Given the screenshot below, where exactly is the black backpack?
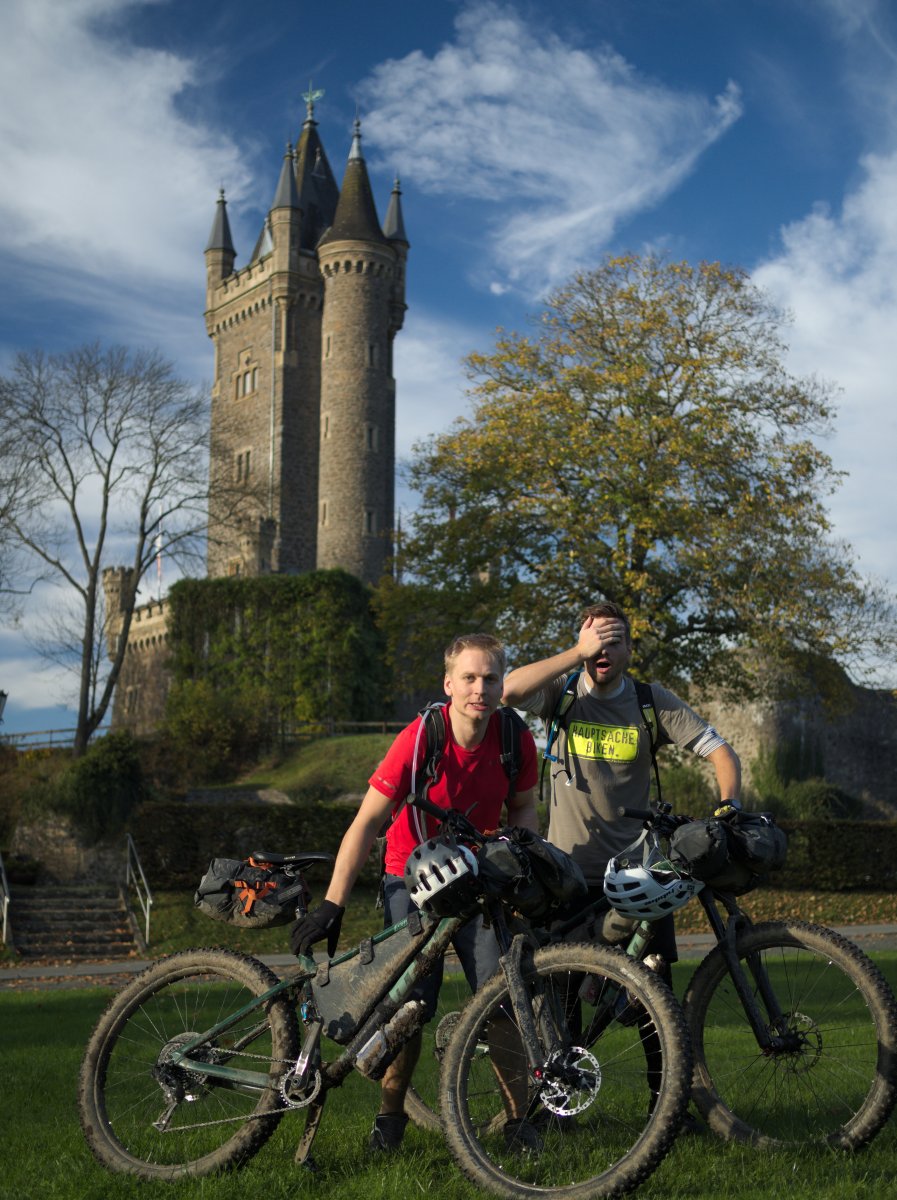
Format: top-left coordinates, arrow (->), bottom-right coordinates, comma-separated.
413,701 -> 527,805
375,703 -> 528,907
542,672 -> 666,801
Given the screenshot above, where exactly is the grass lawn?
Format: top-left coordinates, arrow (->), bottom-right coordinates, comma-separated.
5,953 -> 897,1200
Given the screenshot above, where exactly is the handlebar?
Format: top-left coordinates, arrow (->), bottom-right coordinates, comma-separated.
616,803 -> 689,838
409,794 -> 486,846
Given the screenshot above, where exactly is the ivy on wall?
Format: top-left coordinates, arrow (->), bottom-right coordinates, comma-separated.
163,570 -> 390,768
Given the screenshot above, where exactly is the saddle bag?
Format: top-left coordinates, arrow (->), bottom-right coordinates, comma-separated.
194,856 -> 309,928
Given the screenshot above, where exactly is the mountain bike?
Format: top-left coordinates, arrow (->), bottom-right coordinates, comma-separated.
402,803 -> 897,1153
78,800 -> 693,1199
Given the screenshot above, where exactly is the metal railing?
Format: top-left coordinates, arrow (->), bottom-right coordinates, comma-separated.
0,726 -> 80,751
0,850 -> 11,946
125,834 -> 154,948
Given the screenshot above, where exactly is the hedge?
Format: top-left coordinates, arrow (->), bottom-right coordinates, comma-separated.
128,803 -> 897,894
128,801 -> 373,889
774,820 -> 897,891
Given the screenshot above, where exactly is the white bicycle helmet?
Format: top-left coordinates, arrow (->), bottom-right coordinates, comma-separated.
604,842 -> 704,919
405,838 -> 481,917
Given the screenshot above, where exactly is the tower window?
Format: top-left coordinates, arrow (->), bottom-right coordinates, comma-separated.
324,334 -> 333,359
364,423 -> 379,452
320,500 -> 328,527
367,342 -> 379,367
322,413 -> 331,440
364,509 -> 377,535
235,449 -> 251,482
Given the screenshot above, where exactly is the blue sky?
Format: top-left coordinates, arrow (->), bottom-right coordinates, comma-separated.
2,0 -> 896,733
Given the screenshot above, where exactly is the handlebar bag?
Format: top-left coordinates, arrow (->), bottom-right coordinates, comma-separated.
668,820 -> 756,894
478,829 -> 588,920
668,812 -> 787,895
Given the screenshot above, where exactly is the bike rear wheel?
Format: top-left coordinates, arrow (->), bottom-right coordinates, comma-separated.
79,948 -> 298,1179
440,943 -> 692,1199
684,920 -> 897,1150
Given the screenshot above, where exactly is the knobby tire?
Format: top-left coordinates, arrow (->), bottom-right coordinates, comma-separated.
439,942 -> 692,1200
684,920 -> 897,1150
78,948 -> 298,1180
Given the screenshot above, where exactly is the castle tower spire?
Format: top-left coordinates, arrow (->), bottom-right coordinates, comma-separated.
271,143 -> 301,211
318,119 -> 389,249
383,175 -> 408,245
204,188 -> 236,282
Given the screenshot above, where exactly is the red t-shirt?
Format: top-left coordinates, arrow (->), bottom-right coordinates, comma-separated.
369,706 -> 538,877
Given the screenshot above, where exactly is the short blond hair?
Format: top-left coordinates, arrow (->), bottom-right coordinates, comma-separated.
444,633 -> 507,675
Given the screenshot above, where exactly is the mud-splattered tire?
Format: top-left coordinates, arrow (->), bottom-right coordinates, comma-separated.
79,948 -> 298,1179
440,943 -> 692,1199
684,920 -> 897,1150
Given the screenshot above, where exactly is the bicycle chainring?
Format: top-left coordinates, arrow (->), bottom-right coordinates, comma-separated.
280,1067 -> 323,1109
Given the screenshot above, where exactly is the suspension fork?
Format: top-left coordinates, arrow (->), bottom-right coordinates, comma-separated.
698,892 -> 787,1049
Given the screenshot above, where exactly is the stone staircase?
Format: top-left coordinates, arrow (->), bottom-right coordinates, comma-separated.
7,884 -> 139,961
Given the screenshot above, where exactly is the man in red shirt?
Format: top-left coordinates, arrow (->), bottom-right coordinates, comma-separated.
291,632 -> 538,1152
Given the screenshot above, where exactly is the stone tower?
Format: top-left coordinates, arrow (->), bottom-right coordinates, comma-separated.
203,100 -> 408,584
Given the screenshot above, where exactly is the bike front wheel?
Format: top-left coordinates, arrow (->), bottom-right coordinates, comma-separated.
440,942 -> 692,1200
79,948 -> 299,1179
684,920 -> 897,1150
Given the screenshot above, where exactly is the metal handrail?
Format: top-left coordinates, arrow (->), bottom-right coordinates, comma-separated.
0,850 -> 11,946
125,834 -> 154,947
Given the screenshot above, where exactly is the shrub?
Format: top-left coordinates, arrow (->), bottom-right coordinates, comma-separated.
22,731 -> 144,844
776,778 -> 861,821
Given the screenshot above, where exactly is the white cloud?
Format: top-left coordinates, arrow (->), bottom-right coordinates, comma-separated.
359,1 -> 742,295
0,0 -> 250,351
394,308 -> 480,459
753,150 -> 897,592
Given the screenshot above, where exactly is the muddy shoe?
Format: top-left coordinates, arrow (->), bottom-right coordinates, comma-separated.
368,1113 -> 409,1153
503,1118 -> 543,1155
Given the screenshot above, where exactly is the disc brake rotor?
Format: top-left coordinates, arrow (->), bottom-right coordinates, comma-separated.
539,1046 -> 602,1115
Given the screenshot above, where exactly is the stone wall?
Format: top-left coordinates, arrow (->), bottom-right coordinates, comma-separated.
697,679 -> 897,816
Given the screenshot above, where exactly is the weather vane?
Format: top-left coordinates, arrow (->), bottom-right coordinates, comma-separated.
302,80 -> 324,119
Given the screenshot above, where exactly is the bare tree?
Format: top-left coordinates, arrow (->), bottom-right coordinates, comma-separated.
0,343 -> 213,755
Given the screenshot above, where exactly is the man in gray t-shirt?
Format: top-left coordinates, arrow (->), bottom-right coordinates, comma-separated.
503,601 -> 741,964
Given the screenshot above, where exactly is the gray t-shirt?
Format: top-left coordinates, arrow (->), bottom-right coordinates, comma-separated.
524,673 -> 710,886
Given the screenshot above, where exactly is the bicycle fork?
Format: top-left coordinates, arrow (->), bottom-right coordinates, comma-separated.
699,893 -> 793,1053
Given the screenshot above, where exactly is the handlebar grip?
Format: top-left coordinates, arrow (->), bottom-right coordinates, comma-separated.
617,806 -> 654,821
410,794 -> 448,821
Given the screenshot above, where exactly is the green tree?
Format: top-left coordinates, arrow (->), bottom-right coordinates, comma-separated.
382,254 -> 895,695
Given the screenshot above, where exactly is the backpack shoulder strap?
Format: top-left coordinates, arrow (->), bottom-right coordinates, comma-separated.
543,669 -> 582,764
414,701 -> 447,804
498,706 -> 527,796
633,679 -> 664,805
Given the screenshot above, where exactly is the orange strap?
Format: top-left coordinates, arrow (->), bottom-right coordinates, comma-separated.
234,878 -> 277,914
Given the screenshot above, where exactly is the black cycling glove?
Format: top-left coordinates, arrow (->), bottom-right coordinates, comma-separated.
290,900 -> 345,958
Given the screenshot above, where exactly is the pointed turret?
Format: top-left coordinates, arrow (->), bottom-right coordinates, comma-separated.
295,93 -> 339,250
272,143 -> 301,210
205,188 -> 236,283
318,119 -> 389,248
383,176 -> 409,245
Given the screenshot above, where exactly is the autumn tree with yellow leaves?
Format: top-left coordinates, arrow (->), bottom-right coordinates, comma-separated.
379,254 -> 895,697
